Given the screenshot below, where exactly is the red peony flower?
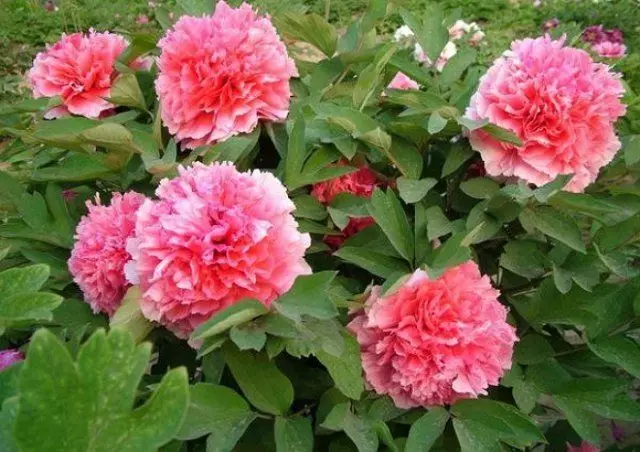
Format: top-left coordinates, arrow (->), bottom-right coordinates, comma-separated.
348,262 -> 517,407
125,162 -> 311,338
465,36 -> 625,192
155,1 -> 298,149
68,192 -> 147,316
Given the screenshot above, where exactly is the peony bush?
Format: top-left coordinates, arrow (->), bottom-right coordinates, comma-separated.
1,0 -> 640,451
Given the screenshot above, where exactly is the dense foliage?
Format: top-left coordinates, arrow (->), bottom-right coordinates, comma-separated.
1,0 -> 640,451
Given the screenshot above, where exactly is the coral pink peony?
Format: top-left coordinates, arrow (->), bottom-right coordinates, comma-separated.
592,41 -> 626,59
29,31 -> 128,119
68,191 -> 147,316
155,1 -> 298,149
465,36 -> 626,192
566,442 -> 600,452
348,262 -> 517,407
125,162 -> 311,338
387,72 -> 419,91
0,349 -> 24,371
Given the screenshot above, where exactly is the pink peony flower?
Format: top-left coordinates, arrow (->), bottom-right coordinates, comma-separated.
0,349 -> 24,371
125,162 -> 311,338
582,25 -> 606,44
415,41 -> 457,72
449,20 -> 471,40
324,216 -> 376,250
387,72 -> 419,91
136,14 -> 150,25
155,1 -> 298,149
69,191 -> 147,316
465,36 -> 626,192
348,262 -> 517,408
592,41 -> 626,59
310,164 -> 379,204
29,31 -> 127,119
566,441 -> 600,452
605,28 -> 624,45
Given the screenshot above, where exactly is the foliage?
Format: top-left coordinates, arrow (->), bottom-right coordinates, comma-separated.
0,0 -> 640,451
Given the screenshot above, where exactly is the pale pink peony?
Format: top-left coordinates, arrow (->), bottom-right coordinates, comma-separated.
566,442 -> 600,452
592,41 -> 626,59
348,262 -> 517,408
465,36 -> 626,192
0,349 -> 24,371
125,162 -> 311,338
136,14 -> 150,24
387,72 -> 419,91
29,31 -> 127,119
156,1 -> 298,149
415,41 -> 457,72
449,20 -> 471,40
68,192 -> 147,316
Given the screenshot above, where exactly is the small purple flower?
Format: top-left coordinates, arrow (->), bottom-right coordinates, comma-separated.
0,349 -> 24,371
605,28 -> 624,44
612,421 -> 624,442
582,25 -> 606,44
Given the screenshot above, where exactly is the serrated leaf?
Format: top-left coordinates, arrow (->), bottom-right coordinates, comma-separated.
405,408 -> 449,452
222,344 -> 293,415
15,329 -> 189,452
190,299 -> 268,341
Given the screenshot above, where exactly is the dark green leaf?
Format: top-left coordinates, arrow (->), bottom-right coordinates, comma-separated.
367,189 -> 414,262
405,408 -> 449,452
315,334 -> 364,399
274,272 -> 338,321
191,299 -> 268,341
588,334 -> 640,379
274,416 -> 313,452
397,177 -> 437,204
520,206 -> 586,254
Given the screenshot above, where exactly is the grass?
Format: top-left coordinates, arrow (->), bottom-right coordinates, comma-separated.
1,0 -> 639,102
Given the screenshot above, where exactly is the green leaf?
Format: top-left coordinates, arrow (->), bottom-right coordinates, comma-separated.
514,334 -> 554,365
176,383 -> 256,442
222,344 -> 294,415
108,73 -> 147,110
353,44 -> 397,110
588,334 -> 640,379
442,143 -> 474,177
623,134 -> 640,166
384,138 -> 423,179
275,13 -> 338,57
451,399 -> 545,451
425,206 -> 453,240
293,195 -> 327,221
439,47 -> 477,87
397,177 -> 437,204
532,174 -> 573,202
322,403 -> 378,452
229,323 -> 267,351
274,272 -> 338,321
594,214 -> 640,252
405,408 -> 449,452
190,299 -> 268,341
367,189 -> 414,262
500,240 -> 547,279
460,178 -> 500,200
15,329 -> 188,452
0,263 -> 49,294
334,247 -> 411,278
176,0 -> 213,15
285,116 -> 308,190
110,286 -> 154,344
482,124 -> 523,146
315,334 -> 364,399
520,206 -> 586,254
552,396 -> 601,445
553,378 -> 640,421
274,416 -> 313,452
427,111 -> 448,134
399,7 -> 447,63
202,127 -> 261,164
31,153 -> 114,182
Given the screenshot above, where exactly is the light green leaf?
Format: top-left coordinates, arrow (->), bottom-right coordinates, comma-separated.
108,73 -> 147,110
15,329 -> 189,452
367,188 -> 414,263
460,178 -> 500,199
439,47 -> 477,87
176,383 -> 256,442
110,286 -> 154,344
322,403 -> 378,452
190,299 -> 268,341
285,116 -> 308,190
275,13 -> 338,57
176,0 -> 214,15
31,153 -> 114,182
482,123 -> 523,146
274,416 -> 313,452
229,323 -> 267,351
202,127 -> 261,164
222,344 -> 294,415
588,334 -> 640,379
532,174 -> 573,202
427,111 -> 448,134
334,247 -> 411,278
315,334 -> 364,399
293,195 -> 328,221
405,408 -> 449,452
623,134 -> 640,166
520,206 -> 586,253
274,272 -> 338,321
397,177 -> 437,204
